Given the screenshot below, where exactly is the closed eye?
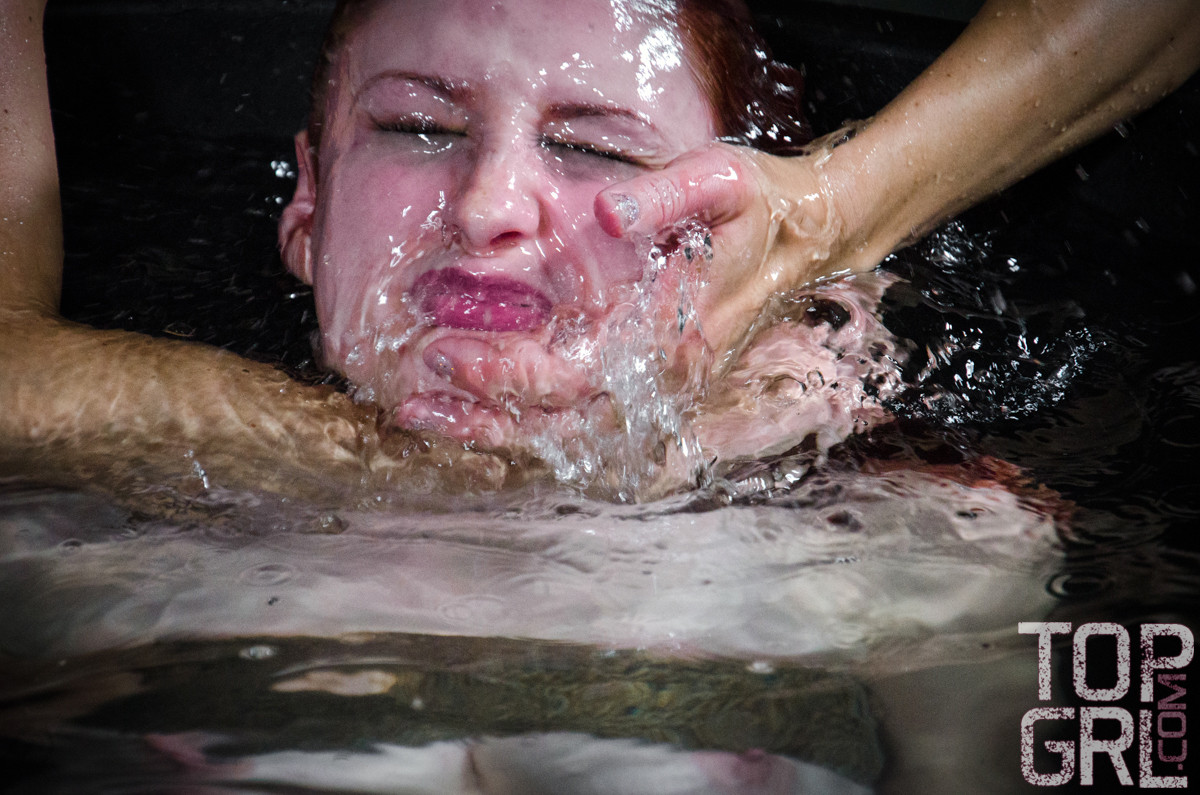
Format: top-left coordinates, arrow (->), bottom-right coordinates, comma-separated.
376,118 -> 464,137
372,116 -> 466,155
542,137 -> 638,165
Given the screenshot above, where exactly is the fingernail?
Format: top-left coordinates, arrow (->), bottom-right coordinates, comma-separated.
610,192 -> 640,230
428,351 -> 454,378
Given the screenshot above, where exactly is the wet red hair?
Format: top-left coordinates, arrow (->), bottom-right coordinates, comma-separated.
674,0 -> 812,152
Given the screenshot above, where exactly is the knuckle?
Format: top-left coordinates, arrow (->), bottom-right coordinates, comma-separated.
647,172 -> 686,225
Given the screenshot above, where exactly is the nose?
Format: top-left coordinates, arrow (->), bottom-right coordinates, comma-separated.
454,142 -> 541,252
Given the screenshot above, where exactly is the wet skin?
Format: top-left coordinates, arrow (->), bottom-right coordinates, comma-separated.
281,0 -> 716,449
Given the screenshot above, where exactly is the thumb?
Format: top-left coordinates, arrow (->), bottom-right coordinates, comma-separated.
594,145 -> 757,238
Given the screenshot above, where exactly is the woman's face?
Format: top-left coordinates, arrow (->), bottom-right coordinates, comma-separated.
285,0 -> 716,448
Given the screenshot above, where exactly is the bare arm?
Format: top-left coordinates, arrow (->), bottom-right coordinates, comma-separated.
826,0 -> 1200,269
0,1 -> 470,497
596,0 -> 1200,361
1,0 -> 60,314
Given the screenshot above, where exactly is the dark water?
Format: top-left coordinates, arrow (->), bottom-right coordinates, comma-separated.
4,3 -> 1198,793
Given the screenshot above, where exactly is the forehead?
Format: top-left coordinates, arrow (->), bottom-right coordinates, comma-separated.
341,0 -> 709,117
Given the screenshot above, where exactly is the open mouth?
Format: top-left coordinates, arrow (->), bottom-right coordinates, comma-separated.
412,269 -> 552,332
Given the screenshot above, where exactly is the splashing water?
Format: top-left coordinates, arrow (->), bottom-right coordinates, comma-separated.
523,220 -> 715,500
883,221 -> 1103,425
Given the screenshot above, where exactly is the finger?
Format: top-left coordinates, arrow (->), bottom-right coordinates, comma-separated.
594,145 -> 757,238
423,335 -> 592,408
392,393 -> 518,449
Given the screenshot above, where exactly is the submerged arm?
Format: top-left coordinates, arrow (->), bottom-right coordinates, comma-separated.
0,1 -> 456,496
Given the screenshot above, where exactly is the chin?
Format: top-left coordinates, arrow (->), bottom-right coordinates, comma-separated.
388,389 -> 610,449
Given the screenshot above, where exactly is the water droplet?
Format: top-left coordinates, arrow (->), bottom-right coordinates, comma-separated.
239,562 -> 297,587
239,644 -> 276,660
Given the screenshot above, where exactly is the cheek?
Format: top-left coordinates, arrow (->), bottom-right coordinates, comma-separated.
545,178 -> 646,297
311,160 -> 451,351
581,227 -> 644,290
326,154 -> 453,245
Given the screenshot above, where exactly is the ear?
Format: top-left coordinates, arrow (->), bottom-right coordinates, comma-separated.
279,130 -> 318,284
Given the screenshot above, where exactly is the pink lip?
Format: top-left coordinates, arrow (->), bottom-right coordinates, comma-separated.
412,269 -> 552,332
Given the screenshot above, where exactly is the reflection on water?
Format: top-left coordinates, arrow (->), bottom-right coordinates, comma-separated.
1,456 -> 1060,792
0,457 -> 1061,660
1,634 -> 880,793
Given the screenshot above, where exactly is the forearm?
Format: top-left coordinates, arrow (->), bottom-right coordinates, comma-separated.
0,313 -> 385,492
1,0 -> 61,314
2,2 -> 406,495
825,0 -> 1200,268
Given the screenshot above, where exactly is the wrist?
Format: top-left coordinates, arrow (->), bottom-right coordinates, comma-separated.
808,120 -> 915,275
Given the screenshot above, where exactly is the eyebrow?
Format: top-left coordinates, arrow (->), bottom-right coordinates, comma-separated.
351,70 -> 472,104
543,101 -> 657,131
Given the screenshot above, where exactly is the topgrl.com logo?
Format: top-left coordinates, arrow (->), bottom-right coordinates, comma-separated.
1019,622 -> 1194,788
